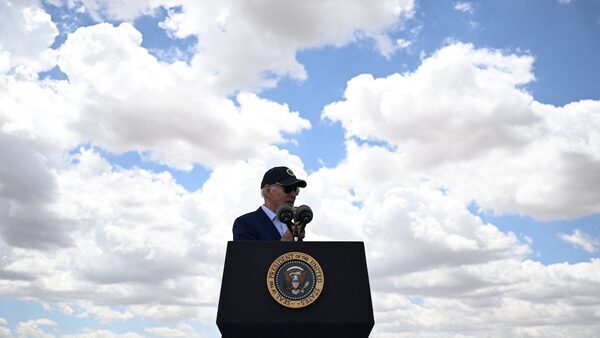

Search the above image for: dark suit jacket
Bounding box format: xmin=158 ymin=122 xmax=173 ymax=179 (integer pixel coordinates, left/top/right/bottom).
xmin=233 ymin=207 xmax=282 ymax=241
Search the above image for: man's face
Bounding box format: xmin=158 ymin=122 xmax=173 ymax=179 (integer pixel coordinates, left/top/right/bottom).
xmin=264 ymin=184 xmax=299 ymax=212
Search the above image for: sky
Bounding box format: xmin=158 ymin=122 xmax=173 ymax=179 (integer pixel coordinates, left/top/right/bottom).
xmin=0 ymin=0 xmax=599 ymax=337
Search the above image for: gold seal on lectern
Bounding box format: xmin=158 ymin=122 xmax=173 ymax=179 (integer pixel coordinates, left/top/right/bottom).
xmin=266 ymin=251 xmax=324 ymax=308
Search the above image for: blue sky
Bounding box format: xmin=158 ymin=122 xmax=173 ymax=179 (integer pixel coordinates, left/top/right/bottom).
xmin=1 ymin=0 xmax=599 ymax=337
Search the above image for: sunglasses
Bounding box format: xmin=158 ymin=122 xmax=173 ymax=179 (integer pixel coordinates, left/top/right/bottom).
xmin=274 ymin=183 xmax=300 ymax=194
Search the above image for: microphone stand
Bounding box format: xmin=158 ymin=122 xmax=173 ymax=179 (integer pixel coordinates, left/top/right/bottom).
xmin=287 ymin=221 xmax=299 ymax=242
xmin=294 ymin=223 xmax=302 ymax=242
xmin=295 ymin=219 xmax=310 ymax=242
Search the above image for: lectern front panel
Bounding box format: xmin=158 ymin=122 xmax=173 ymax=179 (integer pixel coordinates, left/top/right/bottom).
xmin=217 ymin=241 xmax=374 ymax=338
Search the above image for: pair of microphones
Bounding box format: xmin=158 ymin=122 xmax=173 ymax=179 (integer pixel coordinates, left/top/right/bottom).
xmin=275 ymin=205 xmax=313 ymax=242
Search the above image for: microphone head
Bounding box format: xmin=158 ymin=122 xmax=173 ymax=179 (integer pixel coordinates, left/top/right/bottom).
xmin=276 ymin=204 xmax=294 ymax=223
xmin=294 ymin=205 xmax=313 ymax=224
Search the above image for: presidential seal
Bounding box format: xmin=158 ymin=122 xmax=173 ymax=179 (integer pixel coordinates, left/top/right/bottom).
xmin=266 ymin=252 xmax=324 ymax=308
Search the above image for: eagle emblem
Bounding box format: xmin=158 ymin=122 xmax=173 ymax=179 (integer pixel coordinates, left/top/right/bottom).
xmin=267 ymin=252 xmax=324 ymax=308
xmin=284 ymin=266 xmax=310 ymax=295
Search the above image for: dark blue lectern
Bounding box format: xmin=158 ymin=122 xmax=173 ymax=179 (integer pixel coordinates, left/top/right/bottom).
xmin=216 ymin=241 xmax=374 ymax=338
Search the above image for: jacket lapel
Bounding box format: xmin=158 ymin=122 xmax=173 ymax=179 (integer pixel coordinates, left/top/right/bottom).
xmin=255 ymin=207 xmax=282 ymax=240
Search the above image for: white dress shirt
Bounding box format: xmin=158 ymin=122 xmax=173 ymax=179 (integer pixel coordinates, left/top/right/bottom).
xmin=260 ymin=205 xmax=287 ymax=237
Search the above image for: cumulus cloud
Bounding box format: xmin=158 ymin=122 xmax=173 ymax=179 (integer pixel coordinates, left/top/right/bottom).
xmin=0 ymin=145 xmax=306 ymax=327
xmin=1 ymin=0 xmax=417 ymax=170
xmin=0 ymin=3 xmax=418 ymax=330
xmin=324 ymin=42 xmax=538 ymax=165
xmin=370 ymin=258 xmax=600 ymax=337
xmin=0 ymin=0 xmax=58 ymax=76
xmin=1 ymin=20 xmax=311 ymax=170
xmin=0 ymin=133 xmax=73 ymax=250
xmin=454 ymin=2 xmax=474 ymax=14
xmin=43 ymin=0 xmax=416 ymax=92
xmin=69 ymin=0 xmax=165 ymax=22
xmin=560 ymin=229 xmax=599 ymax=253
xmin=158 ymin=0 xmax=415 ymax=91
xmin=2 ymin=0 xmax=418 ymax=170
xmin=8 ymin=148 xmax=223 ymax=310
xmin=16 ymin=319 xmax=57 ymax=338
xmin=308 ymin=42 xmax=600 ymax=335
xmin=296 ymin=139 xmax=600 ymax=337
xmin=6 ymin=133 xmax=598 ymax=337
xmin=438 ymin=100 xmax=600 ymax=220
xmin=145 ymin=323 xmax=205 ymax=338
xmin=323 ymin=42 xmax=600 ymax=220
xmin=372 ymin=260 xmax=600 ymax=337
xmin=0 ymin=318 xmax=11 ymax=338
xmin=303 ymin=144 xmax=530 ymax=274
xmin=1 ymin=1 xmax=600 ymax=337
xmin=62 ymin=328 xmax=145 ymax=338
xmin=1 ymin=320 xmax=209 ymax=338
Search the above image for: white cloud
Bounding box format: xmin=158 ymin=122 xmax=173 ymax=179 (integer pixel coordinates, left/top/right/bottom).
xmin=560 ymin=229 xmax=599 ymax=253
xmin=296 ymin=141 xmax=600 ymax=337
xmin=0 ymin=133 xmax=72 ymax=250
xmin=62 ymin=329 xmax=145 ymax=338
xmin=3 ymin=134 xmax=599 ymax=337
xmin=160 ymin=0 xmax=416 ymax=91
xmin=51 ymin=0 xmax=167 ymax=22
xmin=375 ymin=36 xmax=414 ymax=59
xmin=0 ymin=1 xmax=58 ymax=76
xmin=324 ymin=43 xmax=538 ymax=165
xmin=145 ymin=323 xmax=206 ymax=338
xmin=454 ymin=2 xmax=474 ymax=14
xmin=1 ymin=0 xmax=419 ymax=168
xmin=56 ymin=22 xmax=311 ymax=169
xmin=1 ymin=2 xmax=600 ymax=337
xmin=0 ymin=51 xmax=10 ymax=75
xmin=0 ymin=145 xmax=306 ymax=327
xmin=396 ymin=38 xmax=412 ymax=49
xmin=0 ymin=318 xmax=12 ymax=338
xmin=2 ymin=21 xmax=312 ymax=170
xmin=1 ymin=0 xmax=417 ymax=169
xmin=303 ymin=143 xmax=530 ymax=275
xmin=323 ymin=42 xmax=600 ymax=220
xmin=309 ymin=41 xmax=600 ymax=334
xmin=371 ymin=259 xmax=600 ymax=337
xmin=440 ymin=100 xmax=600 ymax=220
xmin=16 ymin=319 xmax=57 ymax=338
xmin=45 ymin=0 xmax=416 ymax=92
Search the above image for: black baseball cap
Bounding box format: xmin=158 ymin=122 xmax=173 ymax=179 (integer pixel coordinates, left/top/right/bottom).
xmin=260 ymin=166 xmax=307 ymax=189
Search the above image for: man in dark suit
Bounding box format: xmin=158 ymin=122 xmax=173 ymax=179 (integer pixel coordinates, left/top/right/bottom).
xmin=233 ymin=166 xmax=307 ymax=241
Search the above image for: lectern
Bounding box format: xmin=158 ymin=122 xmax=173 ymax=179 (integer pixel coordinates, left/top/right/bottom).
xmin=216 ymin=241 xmax=374 ymax=338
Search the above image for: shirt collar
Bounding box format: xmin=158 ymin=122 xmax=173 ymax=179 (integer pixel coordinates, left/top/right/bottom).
xmin=261 ymin=204 xmax=277 ymax=221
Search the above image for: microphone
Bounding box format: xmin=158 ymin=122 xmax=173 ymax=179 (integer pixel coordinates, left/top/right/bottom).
xmin=293 ymin=205 xmax=312 ymax=242
xmin=276 ymin=204 xmax=294 ymax=234
xmin=293 ymin=205 xmax=313 ymax=225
